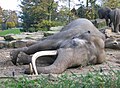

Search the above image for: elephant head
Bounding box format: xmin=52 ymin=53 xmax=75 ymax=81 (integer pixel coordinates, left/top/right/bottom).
xmin=98 ymin=7 xmax=112 ymax=26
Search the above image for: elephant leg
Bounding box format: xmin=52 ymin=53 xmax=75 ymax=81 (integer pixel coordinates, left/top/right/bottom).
xmin=105 ymin=19 xmax=109 ymax=26
xmin=17 ymin=52 xmax=32 ymax=65
xmin=10 ymin=47 xmax=28 ymax=65
xmin=10 ymin=39 xmax=60 ymax=65
xmin=114 ymin=24 xmax=119 ymax=33
xmin=118 ymin=24 xmax=120 ymax=32
xmin=109 ymin=19 xmax=112 ymax=27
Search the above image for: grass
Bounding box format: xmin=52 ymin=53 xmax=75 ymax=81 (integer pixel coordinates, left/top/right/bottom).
xmin=0 ymin=69 xmax=119 ymax=88
xmin=0 ymin=28 xmax=21 ymax=36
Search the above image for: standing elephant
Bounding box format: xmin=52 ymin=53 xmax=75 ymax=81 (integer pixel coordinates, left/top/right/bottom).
xmin=109 ymin=8 xmax=120 ymax=33
xmin=10 ymin=18 xmax=105 ymax=74
xmin=98 ymin=7 xmax=112 ymax=26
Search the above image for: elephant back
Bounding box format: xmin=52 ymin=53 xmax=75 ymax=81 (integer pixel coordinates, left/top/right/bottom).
xmin=98 ymin=7 xmax=112 ymax=19
xmin=60 ymin=18 xmax=105 ymax=41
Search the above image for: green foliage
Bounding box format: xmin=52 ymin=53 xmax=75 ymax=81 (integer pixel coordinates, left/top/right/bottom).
xmin=77 ymin=4 xmax=86 ymax=18
xmin=77 ymin=0 xmax=100 ymax=20
xmin=20 ymin=0 xmax=60 ymax=31
xmin=103 ymin=0 xmax=120 ymax=9
xmin=0 ymin=69 xmax=119 ymax=88
xmin=20 ymin=0 xmax=78 ymax=32
xmin=0 ymin=28 xmax=21 ymax=36
xmin=27 ymin=27 xmax=39 ymax=32
xmin=0 ymin=18 xmax=2 ymax=23
xmin=6 ymin=22 xmax=16 ymax=28
xmin=97 ymin=21 xmax=106 ymax=28
xmin=1 ymin=10 xmax=18 ymax=30
xmin=36 ymin=20 xmax=63 ymax=31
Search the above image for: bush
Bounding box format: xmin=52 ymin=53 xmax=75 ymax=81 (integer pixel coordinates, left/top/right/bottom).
xmin=6 ymin=22 xmax=16 ymax=28
xmin=36 ymin=20 xmax=64 ymax=31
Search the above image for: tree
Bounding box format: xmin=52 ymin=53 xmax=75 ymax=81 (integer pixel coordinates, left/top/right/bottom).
xmin=0 ymin=6 xmax=2 ymax=23
xmin=103 ymin=0 xmax=120 ymax=9
xmin=20 ymin=0 xmax=59 ymax=31
xmin=9 ymin=11 xmax=18 ymax=27
xmin=57 ymin=0 xmax=79 ymax=22
xmin=77 ymin=0 xmax=99 ymax=20
xmin=77 ymin=1 xmax=85 ymax=18
xmin=6 ymin=22 xmax=16 ymax=28
xmin=0 ymin=6 xmax=2 ymax=30
xmin=2 ymin=10 xmax=18 ymax=29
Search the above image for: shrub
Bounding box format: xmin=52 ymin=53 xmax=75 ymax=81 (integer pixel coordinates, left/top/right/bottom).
xmin=36 ymin=20 xmax=63 ymax=31
xmin=6 ymin=22 xmax=16 ymax=28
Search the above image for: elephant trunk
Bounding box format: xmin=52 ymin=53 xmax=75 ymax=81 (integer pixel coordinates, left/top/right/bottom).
xmin=30 ymin=50 xmax=57 ymax=75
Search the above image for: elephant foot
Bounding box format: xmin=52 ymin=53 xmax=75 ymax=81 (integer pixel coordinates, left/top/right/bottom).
xmin=17 ymin=52 xmax=31 ymax=65
xmin=10 ymin=50 xmax=20 ymax=65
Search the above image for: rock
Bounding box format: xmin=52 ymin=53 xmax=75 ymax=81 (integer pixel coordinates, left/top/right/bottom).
xmin=0 ymin=37 xmax=5 ymax=41
xmin=50 ymin=26 xmax=63 ymax=31
xmin=9 ymin=39 xmax=37 ymax=48
xmin=0 ymin=31 xmax=44 ymax=49
xmin=44 ymin=31 xmax=59 ymax=37
xmin=4 ymin=34 xmax=15 ymax=41
xmin=0 ymin=41 xmax=8 ymax=49
xmin=99 ymin=27 xmax=120 ymax=50
xmin=105 ymin=37 xmax=120 ymax=49
xmin=25 ymin=32 xmax=44 ymax=40
xmin=9 ymin=40 xmax=27 ymax=48
xmin=3 ymin=31 xmax=44 ymax=41
xmin=104 ymin=28 xmax=112 ymax=38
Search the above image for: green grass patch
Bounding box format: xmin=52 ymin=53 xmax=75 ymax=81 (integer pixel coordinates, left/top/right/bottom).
xmin=0 ymin=70 xmax=119 ymax=88
xmin=0 ymin=28 xmax=21 ymax=36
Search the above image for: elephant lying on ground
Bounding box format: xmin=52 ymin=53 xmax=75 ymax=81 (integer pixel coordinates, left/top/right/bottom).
xmin=109 ymin=8 xmax=120 ymax=33
xmin=10 ymin=18 xmax=106 ymax=74
xmin=98 ymin=7 xmax=112 ymax=26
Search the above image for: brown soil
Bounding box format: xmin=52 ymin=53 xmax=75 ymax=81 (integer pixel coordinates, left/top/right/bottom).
xmin=0 ymin=48 xmax=119 ymax=77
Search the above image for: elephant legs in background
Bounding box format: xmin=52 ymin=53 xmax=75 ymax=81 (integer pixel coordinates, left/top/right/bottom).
xmin=113 ymin=24 xmax=120 ymax=33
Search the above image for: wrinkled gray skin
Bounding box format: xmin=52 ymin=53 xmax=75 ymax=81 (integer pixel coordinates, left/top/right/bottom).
xmin=98 ymin=7 xmax=112 ymax=26
xmin=10 ymin=18 xmax=105 ymax=74
xmin=109 ymin=8 xmax=120 ymax=33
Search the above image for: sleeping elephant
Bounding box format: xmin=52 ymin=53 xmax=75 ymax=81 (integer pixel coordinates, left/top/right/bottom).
xmin=109 ymin=8 xmax=120 ymax=33
xmin=10 ymin=18 xmax=106 ymax=74
xmin=98 ymin=7 xmax=112 ymax=26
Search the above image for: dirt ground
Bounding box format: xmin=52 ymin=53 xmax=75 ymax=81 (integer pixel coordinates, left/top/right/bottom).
xmin=0 ymin=48 xmax=119 ymax=77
